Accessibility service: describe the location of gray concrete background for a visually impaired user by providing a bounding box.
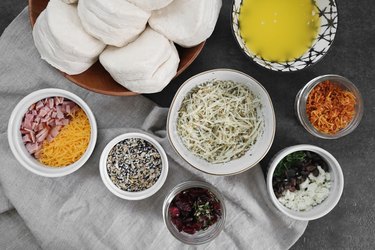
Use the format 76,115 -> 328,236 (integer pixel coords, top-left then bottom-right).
1,0 -> 374,249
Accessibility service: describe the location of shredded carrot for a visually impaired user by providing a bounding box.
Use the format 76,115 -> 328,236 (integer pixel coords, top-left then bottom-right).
306,80 -> 357,134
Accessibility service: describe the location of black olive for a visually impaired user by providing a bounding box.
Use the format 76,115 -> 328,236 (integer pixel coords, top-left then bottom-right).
313,168 -> 319,177
286,169 -> 296,177
306,165 -> 317,172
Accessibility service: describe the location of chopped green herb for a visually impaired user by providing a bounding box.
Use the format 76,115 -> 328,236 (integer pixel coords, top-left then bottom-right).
274,151 -> 306,177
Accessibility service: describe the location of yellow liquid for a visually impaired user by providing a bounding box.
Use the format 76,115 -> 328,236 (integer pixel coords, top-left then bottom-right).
239,0 -> 320,62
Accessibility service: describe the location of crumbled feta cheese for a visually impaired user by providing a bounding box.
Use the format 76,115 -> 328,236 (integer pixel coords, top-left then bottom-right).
278,166 -> 331,211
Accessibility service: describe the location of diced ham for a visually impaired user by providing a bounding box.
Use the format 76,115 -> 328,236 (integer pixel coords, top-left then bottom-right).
22,114 -> 34,130
70,106 -> 79,115
46,134 -> 54,142
25,143 -> 40,154
37,123 -> 44,131
56,106 -> 64,119
28,103 -> 36,111
55,119 -> 63,126
39,109 -> 48,118
30,131 -> 36,143
31,122 -> 38,130
34,150 -> 41,159
65,104 -> 71,114
55,96 -> 64,105
20,96 -> 79,158
50,125 -> 62,138
48,98 -> 54,109
22,134 -> 31,143
47,120 -> 56,127
36,128 -> 49,142
35,101 -> 44,110
62,119 -> 69,126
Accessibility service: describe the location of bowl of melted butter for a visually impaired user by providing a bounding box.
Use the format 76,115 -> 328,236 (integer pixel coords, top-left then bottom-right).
231,0 -> 338,72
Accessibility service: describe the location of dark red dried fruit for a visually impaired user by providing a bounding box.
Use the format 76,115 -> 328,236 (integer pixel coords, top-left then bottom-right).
182,226 -> 196,234
171,218 -> 183,231
169,206 -> 180,218
169,187 -> 222,235
175,200 -> 192,212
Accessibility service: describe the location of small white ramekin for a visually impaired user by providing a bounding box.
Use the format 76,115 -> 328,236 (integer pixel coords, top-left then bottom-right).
99,132 -> 169,200
8,88 -> 97,178
267,144 -> 344,221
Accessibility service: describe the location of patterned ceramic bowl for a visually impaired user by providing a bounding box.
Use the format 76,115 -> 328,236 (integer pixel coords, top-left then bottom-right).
231,0 -> 338,72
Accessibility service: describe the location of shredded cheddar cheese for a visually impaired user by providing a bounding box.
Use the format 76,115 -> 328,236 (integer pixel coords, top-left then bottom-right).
306,80 -> 357,134
39,109 -> 91,167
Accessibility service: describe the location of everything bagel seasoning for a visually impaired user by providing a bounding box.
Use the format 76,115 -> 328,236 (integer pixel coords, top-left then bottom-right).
106,138 -> 162,192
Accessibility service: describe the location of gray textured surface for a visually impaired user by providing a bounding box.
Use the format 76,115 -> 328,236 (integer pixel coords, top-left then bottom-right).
0,0 -> 374,249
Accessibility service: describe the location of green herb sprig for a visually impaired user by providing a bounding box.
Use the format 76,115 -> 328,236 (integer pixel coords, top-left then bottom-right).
274,151 -> 307,177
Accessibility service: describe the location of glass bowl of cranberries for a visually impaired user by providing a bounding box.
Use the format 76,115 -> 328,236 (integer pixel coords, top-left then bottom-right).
163,181 -> 226,245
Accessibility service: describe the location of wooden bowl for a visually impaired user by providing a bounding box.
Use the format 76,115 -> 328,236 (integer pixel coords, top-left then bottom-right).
28,0 -> 205,96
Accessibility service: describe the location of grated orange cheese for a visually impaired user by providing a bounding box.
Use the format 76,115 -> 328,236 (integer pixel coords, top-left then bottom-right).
39,109 -> 91,167
306,80 -> 356,134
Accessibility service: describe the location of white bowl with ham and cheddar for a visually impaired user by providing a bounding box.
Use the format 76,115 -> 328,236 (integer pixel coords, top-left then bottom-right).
8,88 -> 97,177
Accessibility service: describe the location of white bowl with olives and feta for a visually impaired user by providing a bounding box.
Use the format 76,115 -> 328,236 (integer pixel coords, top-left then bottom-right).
267,145 -> 344,221
99,132 -> 168,200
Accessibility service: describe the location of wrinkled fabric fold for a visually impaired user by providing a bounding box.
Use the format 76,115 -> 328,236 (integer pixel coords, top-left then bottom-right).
0,8 -> 307,250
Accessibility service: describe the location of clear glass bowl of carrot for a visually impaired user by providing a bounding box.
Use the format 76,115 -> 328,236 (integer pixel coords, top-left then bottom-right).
295,75 -> 364,139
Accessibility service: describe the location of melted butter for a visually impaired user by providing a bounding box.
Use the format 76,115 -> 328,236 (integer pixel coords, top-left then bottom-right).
239,0 -> 320,62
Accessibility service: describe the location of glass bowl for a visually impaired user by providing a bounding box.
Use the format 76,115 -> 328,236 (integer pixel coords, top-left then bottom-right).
162,181 -> 226,245
295,74 -> 364,139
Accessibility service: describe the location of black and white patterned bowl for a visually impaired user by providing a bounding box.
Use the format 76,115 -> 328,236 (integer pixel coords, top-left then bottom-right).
231,0 -> 338,72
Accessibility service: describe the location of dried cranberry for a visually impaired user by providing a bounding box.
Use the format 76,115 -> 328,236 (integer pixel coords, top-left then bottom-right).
169,206 -> 180,218
212,201 -> 221,211
171,217 -> 183,231
182,226 -> 196,234
175,200 -> 192,212
192,222 -> 203,231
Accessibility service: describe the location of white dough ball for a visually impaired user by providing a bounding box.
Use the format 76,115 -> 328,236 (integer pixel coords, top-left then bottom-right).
33,0 -> 106,75
149,0 -> 222,48
77,0 -> 150,47
128,0 -> 174,11
100,27 -> 180,93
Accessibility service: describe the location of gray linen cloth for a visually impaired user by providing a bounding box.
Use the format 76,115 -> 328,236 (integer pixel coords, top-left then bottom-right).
0,8 -> 307,250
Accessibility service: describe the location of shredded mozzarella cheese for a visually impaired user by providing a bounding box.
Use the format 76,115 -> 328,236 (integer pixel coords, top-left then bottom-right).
177,80 -> 263,164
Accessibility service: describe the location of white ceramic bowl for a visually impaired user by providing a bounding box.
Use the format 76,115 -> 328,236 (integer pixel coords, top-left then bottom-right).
99,132 -> 169,200
167,69 -> 276,176
231,0 -> 338,72
267,144 -> 344,220
8,88 -> 97,177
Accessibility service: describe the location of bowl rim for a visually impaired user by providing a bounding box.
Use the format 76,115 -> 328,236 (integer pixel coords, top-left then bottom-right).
295,74 -> 364,139
99,132 -> 169,200
266,144 -> 344,220
7,88 -> 97,177
230,0 -> 340,72
166,68 -> 276,176
162,180 -> 226,245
